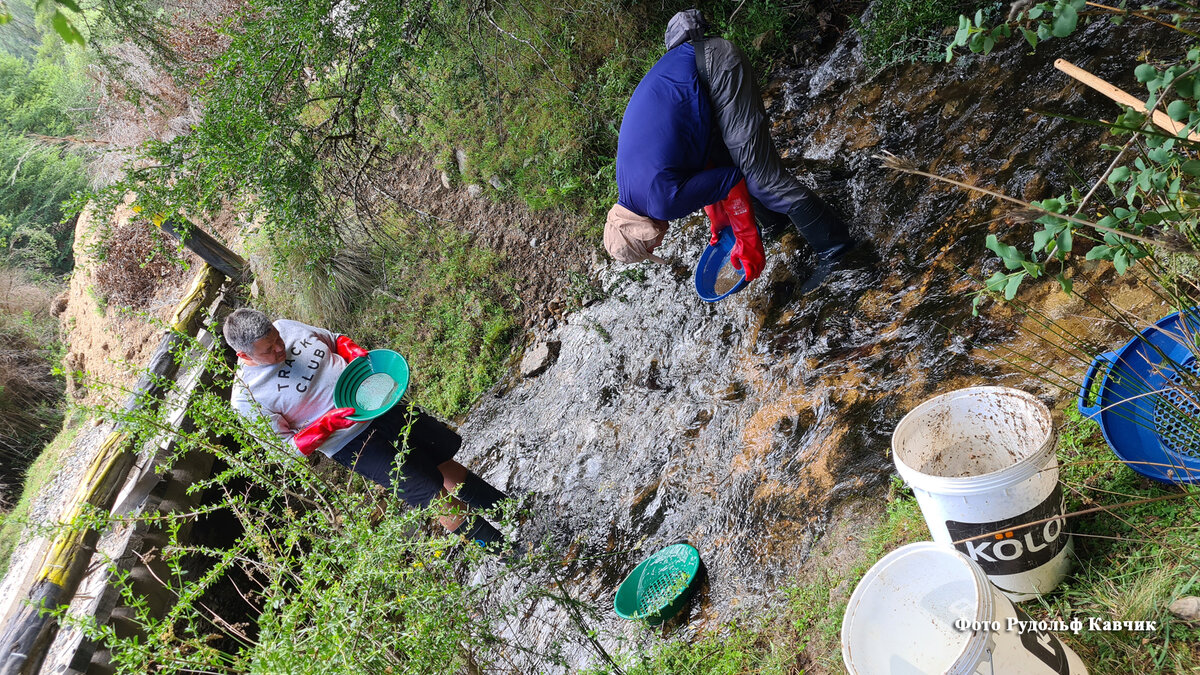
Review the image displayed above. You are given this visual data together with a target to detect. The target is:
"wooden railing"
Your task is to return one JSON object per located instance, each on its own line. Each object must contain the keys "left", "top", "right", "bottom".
{"left": 0, "top": 216, "right": 245, "bottom": 675}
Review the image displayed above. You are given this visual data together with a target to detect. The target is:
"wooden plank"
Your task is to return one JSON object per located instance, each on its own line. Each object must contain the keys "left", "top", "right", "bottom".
{"left": 1054, "top": 58, "right": 1200, "bottom": 141}
{"left": 121, "top": 263, "right": 223, "bottom": 413}
{"left": 0, "top": 431, "right": 132, "bottom": 675}
{"left": 157, "top": 217, "right": 246, "bottom": 281}
{"left": 0, "top": 259, "right": 236, "bottom": 674}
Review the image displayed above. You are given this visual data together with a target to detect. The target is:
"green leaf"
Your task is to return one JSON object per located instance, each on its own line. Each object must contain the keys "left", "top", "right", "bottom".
{"left": 975, "top": 9, "right": 983, "bottom": 25}
{"left": 1022, "top": 261, "right": 1043, "bottom": 276}
{"left": 1021, "top": 27, "right": 1038, "bottom": 49}
{"left": 1135, "top": 63, "right": 1159, "bottom": 83}
{"left": 55, "top": 0, "right": 82, "bottom": 10}
{"left": 1033, "top": 227, "right": 1055, "bottom": 251}
{"left": 982, "top": 36, "right": 996, "bottom": 53}
{"left": 51, "top": 11, "right": 85, "bottom": 46}
{"left": 0, "top": 13, "right": 10, "bottom": 25}
{"left": 1055, "top": 228, "right": 1072, "bottom": 258}
{"left": 1086, "top": 244, "right": 1112, "bottom": 261}
{"left": 972, "top": 294, "right": 984, "bottom": 316}
{"left": 1004, "top": 273, "right": 1024, "bottom": 300}
{"left": 1055, "top": 273, "right": 1073, "bottom": 294}
{"left": 955, "top": 18, "right": 970, "bottom": 46}
{"left": 1113, "top": 249, "right": 1129, "bottom": 274}
{"left": 1029, "top": 6, "right": 1045, "bottom": 19}
{"left": 1051, "top": 5, "right": 1078, "bottom": 37}
{"left": 1176, "top": 76, "right": 1195, "bottom": 98}
{"left": 1038, "top": 197, "right": 1064, "bottom": 212}
{"left": 986, "top": 234, "right": 1026, "bottom": 270}
{"left": 1037, "top": 23, "right": 1053, "bottom": 41}
{"left": 1108, "top": 166, "right": 1131, "bottom": 182}
{"left": 1147, "top": 146, "right": 1171, "bottom": 164}
{"left": 985, "top": 271, "right": 1009, "bottom": 292}
{"left": 1181, "top": 160, "right": 1200, "bottom": 176}
{"left": 1167, "top": 99, "right": 1191, "bottom": 122}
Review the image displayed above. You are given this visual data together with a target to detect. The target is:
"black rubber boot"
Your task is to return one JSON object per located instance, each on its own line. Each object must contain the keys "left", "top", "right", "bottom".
{"left": 787, "top": 193, "right": 855, "bottom": 261}
{"left": 459, "top": 515, "right": 504, "bottom": 549}
{"left": 457, "top": 471, "right": 508, "bottom": 511}
{"left": 751, "top": 197, "right": 791, "bottom": 240}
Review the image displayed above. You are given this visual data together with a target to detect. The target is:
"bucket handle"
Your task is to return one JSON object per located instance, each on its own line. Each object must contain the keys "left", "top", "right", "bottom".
{"left": 1078, "top": 350, "right": 1117, "bottom": 420}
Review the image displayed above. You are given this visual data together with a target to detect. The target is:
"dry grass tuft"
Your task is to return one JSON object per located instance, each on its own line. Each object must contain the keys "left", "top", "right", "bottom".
{"left": 93, "top": 221, "right": 179, "bottom": 308}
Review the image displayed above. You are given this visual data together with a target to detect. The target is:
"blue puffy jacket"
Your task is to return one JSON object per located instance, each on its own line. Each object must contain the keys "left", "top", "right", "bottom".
{"left": 615, "top": 43, "right": 742, "bottom": 221}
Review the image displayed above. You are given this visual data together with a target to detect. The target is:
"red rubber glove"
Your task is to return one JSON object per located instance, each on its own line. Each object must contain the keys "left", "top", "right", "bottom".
{"left": 293, "top": 407, "right": 357, "bottom": 456}
{"left": 336, "top": 335, "right": 368, "bottom": 361}
{"left": 723, "top": 180, "right": 764, "bottom": 281}
{"left": 704, "top": 200, "right": 730, "bottom": 245}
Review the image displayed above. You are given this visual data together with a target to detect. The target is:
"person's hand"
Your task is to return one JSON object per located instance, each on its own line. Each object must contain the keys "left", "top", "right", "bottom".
{"left": 336, "top": 335, "right": 369, "bottom": 361}
{"left": 729, "top": 236, "right": 765, "bottom": 281}
{"left": 293, "top": 407, "right": 358, "bottom": 456}
{"left": 704, "top": 202, "right": 730, "bottom": 245}
{"left": 722, "top": 179, "right": 764, "bottom": 281}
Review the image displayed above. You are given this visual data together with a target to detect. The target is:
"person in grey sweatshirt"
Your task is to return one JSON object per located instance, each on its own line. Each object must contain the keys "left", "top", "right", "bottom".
{"left": 223, "top": 307, "right": 507, "bottom": 548}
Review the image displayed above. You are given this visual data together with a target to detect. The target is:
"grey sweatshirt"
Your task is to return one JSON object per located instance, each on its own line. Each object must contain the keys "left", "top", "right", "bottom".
{"left": 231, "top": 319, "right": 368, "bottom": 457}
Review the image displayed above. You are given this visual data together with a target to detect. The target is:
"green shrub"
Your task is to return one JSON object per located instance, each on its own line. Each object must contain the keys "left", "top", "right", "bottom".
{"left": 0, "top": 25, "right": 93, "bottom": 275}
{"left": 58, "top": 345, "right": 613, "bottom": 673}
{"left": 857, "top": 0, "right": 987, "bottom": 71}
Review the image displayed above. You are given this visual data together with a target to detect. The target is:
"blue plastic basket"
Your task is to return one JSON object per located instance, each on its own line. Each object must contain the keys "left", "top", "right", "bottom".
{"left": 694, "top": 227, "right": 748, "bottom": 302}
{"left": 1077, "top": 308, "right": 1200, "bottom": 483}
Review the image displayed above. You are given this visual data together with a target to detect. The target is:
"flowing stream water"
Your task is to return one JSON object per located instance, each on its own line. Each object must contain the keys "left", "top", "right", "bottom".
{"left": 456, "top": 11, "right": 1183, "bottom": 670}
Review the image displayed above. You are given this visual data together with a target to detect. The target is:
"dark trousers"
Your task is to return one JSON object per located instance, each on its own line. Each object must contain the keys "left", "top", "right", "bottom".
{"left": 331, "top": 403, "right": 461, "bottom": 508}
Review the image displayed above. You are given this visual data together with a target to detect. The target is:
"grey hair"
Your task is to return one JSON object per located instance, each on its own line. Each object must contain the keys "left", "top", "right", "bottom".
{"left": 223, "top": 308, "right": 275, "bottom": 353}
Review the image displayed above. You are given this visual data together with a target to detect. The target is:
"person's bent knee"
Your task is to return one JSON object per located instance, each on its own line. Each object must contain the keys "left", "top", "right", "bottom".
{"left": 437, "top": 459, "right": 467, "bottom": 485}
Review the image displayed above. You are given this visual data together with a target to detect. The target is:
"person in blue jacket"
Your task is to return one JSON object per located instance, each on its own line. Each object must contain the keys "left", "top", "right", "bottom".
{"left": 603, "top": 9, "right": 855, "bottom": 285}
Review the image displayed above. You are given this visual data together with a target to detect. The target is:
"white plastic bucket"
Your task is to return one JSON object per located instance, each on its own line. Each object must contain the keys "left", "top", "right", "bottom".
{"left": 892, "top": 387, "right": 1073, "bottom": 601}
{"left": 841, "top": 542, "right": 1088, "bottom": 675}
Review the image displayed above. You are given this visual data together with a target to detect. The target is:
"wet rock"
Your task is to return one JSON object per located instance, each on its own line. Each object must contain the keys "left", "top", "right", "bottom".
{"left": 466, "top": 183, "right": 483, "bottom": 198}
{"left": 1169, "top": 596, "right": 1200, "bottom": 621}
{"left": 519, "top": 340, "right": 560, "bottom": 378}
